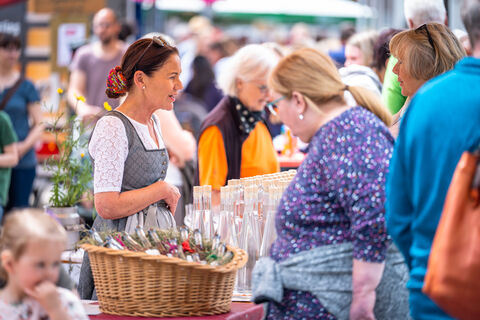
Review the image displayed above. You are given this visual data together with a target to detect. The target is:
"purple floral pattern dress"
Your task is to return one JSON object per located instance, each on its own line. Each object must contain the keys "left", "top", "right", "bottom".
{"left": 268, "top": 106, "right": 394, "bottom": 319}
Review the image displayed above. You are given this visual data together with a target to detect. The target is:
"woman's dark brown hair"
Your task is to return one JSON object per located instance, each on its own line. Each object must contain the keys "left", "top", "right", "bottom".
{"left": 371, "top": 28, "right": 402, "bottom": 72}
{"left": 108, "top": 37, "right": 178, "bottom": 98}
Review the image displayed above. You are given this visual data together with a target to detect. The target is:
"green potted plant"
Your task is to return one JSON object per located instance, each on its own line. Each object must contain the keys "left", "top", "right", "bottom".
{"left": 44, "top": 90, "right": 93, "bottom": 249}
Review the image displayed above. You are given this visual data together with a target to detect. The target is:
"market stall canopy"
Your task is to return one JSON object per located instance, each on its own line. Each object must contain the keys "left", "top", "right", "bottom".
{"left": 155, "top": 0, "right": 374, "bottom": 19}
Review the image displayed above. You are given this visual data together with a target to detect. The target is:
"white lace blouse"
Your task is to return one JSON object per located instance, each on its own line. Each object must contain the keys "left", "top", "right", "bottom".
{"left": 88, "top": 112, "right": 165, "bottom": 194}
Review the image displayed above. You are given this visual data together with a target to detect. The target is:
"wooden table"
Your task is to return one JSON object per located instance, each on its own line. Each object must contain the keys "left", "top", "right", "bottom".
{"left": 88, "top": 302, "right": 263, "bottom": 320}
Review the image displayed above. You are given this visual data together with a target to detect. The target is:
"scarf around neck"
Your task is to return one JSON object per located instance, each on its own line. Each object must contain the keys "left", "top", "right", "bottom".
{"left": 233, "top": 97, "right": 265, "bottom": 134}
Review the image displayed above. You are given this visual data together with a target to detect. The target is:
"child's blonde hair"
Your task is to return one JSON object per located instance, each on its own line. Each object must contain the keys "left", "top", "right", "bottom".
{"left": 0, "top": 208, "right": 67, "bottom": 281}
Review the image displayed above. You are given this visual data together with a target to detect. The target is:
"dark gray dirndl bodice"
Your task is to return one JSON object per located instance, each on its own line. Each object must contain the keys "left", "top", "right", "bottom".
{"left": 90, "top": 110, "right": 172, "bottom": 232}
{"left": 79, "top": 110, "right": 174, "bottom": 299}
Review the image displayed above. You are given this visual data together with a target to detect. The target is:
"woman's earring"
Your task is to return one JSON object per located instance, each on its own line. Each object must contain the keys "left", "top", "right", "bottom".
{"left": 142, "top": 86, "right": 146, "bottom": 90}
{"left": 298, "top": 113, "right": 304, "bottom": 120}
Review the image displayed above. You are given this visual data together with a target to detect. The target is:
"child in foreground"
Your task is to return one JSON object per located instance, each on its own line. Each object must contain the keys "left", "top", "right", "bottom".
{"left": 0, "top": 208, "right": 88, "bottom": 320}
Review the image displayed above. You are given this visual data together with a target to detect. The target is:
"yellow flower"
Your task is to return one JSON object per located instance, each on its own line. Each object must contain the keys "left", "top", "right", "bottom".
{"left": 57, "top": 88, "right": 64, "bottom": 94}
{"left": 103, "top": 101, "right": 112, "bottom": 111}
{"left": 75, "top": 94, "right": 86, "bottom": 103}
{"left": 80, "top": 153, "right": 85, "bottom": 158}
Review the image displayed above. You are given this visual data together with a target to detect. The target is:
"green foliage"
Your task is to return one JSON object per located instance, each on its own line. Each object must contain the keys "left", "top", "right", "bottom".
{"left": 47, "top": 108, "right": 92, "bottom": 207}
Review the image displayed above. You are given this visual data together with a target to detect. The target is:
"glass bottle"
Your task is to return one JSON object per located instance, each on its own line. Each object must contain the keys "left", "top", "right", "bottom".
{"left": 237, "top": 185, "right": 261, "bottom": 293}
{"left": 193, "top": 186, "right": 204, "bottom": 233}
{"left": 217, "top": 186, "right": 229, "bottom": 242}
{"left": 260, "top": 185, "right": 278, "bottom": 257}
{"left": 202, "top": 185, "right": 214, "bottom": 239}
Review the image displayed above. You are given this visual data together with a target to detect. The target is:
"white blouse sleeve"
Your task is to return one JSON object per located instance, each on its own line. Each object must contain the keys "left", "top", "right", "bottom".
{"left": 88, "top": 116, "right": 129, "bottom": 193}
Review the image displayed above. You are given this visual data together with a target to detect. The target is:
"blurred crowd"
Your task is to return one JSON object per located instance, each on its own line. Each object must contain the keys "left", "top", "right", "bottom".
{"left": 1, "top": 0, "right": 480, "bottom": 319}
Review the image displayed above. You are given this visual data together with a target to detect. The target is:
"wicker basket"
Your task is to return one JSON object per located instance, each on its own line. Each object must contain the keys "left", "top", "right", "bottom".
{"left": 82, "top": 244, "right": 248, "bottom": 317}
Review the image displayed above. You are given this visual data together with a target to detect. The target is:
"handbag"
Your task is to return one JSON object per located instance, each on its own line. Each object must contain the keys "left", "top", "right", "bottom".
{"left": 423, "top": 149, "right": 480, "bottom": 320}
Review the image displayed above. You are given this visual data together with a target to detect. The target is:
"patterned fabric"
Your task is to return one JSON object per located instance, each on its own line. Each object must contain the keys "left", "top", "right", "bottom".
{"left": 268, "top": 106, "right": 394, "bottom": 318}
{"left": 198, "top": 123, "right": 279, "bottom": 190}
{"left": 233, "top": 98, "right": 265, "bottom": 134}
{"left": 0, "top": 287, "right": 88, "bottom": 320}
{"left": 255, "top": 243, "right": 409, "bottom": 320}
{"left": 267, "top": 290, "right": 336, "bottom": 320}
{"left": 195, "top": 96, "right": 278, "bottom": 186}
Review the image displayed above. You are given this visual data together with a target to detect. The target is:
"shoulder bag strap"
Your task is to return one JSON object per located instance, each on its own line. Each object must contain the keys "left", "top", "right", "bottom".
{"left": 0, "top": 77, "right": 24, "bottom": 111}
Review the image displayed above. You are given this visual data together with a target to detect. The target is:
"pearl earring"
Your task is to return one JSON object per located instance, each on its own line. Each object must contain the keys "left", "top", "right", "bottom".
{"left": 142, "top": 86, "right": 146, "bottom": 90}
{"left": 298, "top": 113, "right": 304, "bottom": 120}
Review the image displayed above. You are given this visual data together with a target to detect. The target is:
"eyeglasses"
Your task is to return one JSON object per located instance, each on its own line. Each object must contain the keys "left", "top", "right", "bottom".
{"left": 256, "top": 84, "right": 268, "bottom": 94}
{"left": 415, "top": 24, "right": 436, "bottom": 57}
{"left": 0, "top": 46, "right": 20, "bottom": 52}
{"left": 132, "top": 36, "right": 169, "bottom": 73}
{"left": 265, "top": 96, "right": 285, "bottom": 116}
{"left": 94, "top": 22, "right": 114, "bottom": 29}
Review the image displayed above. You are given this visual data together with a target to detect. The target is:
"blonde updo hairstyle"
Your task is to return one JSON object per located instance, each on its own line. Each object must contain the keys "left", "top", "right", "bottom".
{"left": 0, "top": 209, "right": 67, "bottom": 282}
{"left": 269, "top": 48, "right": 392, "bottom": 126}
{"left": 217, "top": 44, "right": 279, "bottom": 97}
{"left": 389, "top": 23, "right": 466, "bottom": 81}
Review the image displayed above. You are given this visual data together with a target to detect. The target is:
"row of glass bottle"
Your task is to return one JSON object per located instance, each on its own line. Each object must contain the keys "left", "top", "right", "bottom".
{"left": 189, "top": 170, "right": 297, "bottom": 293}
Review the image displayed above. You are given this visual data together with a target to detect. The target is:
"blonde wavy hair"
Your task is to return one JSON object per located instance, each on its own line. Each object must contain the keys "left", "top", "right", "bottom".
{"left": 390, "top": 23, "right": 466, "bottom": 81}
{"left": 268, "top": 48, "right": 391, "bottom": 126}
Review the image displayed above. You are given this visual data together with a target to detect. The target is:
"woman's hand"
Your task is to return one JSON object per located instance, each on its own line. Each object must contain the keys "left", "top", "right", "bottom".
{"left": 96, "top": 181, "right": 181, "bottom": 220}
{"left": 350, "top": 259, "right": 385, "bottom": 320}
{"left": 350, "top": 290, "right": 376, "bottom": 320}
{"left": 157, "top": 180, "right": 181, "bottom": 215}
{"left": 24, "top": 281, "right": 70, "bottom": 320}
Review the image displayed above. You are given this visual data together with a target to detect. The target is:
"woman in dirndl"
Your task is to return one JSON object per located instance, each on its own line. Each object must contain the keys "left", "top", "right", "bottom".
{"left": 79, "top": 36, "right": 182, "bottom": 299}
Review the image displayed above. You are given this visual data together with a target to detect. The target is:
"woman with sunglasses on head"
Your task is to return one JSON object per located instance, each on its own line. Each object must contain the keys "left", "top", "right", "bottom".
{"left": 78, "top": 36, "right": 182, "bottom": 299}
{"left": 252, "top": 48, "right": 410, "bottom": 319}
{"left": 389, "top": 23, "right": 465, "bottom": 138}
{"left": 195, "top": 44, "right": 280, "bottom": 206}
